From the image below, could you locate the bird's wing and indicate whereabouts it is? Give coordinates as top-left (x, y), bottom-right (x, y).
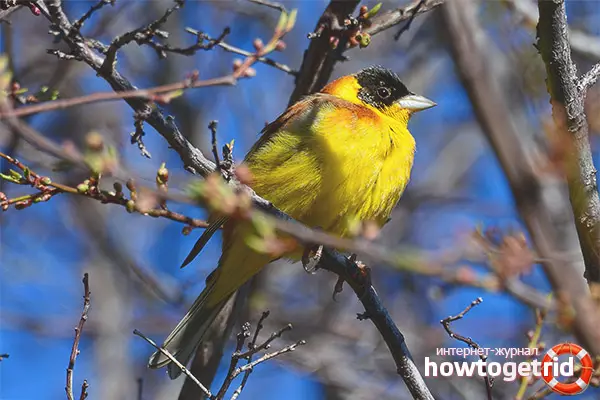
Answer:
top-left (180, 215), bottom-right (227, 269)
top-left (246, 93), bottom-right (362, 158)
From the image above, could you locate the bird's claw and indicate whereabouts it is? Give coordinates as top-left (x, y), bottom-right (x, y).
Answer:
top-left (302, 244), bottom-right (323, 274)
top-left (332, 276), bottom-right (345, 301)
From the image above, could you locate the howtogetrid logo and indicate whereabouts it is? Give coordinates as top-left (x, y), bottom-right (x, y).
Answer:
top-left (542, 343), bottom-right (593, 396)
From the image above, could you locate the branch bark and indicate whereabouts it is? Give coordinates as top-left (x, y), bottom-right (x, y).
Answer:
top-left (287, 0), bottom-right (360, 105)
top-left (441, 0), bottom-right (600, 356)
top-left (537, 0), bottom-right (600, 283)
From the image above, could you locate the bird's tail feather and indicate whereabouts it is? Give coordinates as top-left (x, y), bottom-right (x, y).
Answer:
top-left (148, 280), bottom-right (231, 379)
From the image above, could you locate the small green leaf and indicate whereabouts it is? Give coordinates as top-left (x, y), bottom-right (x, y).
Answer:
top-left (275, 11), bottom-right (288, 33)
top-left (9, 169), bottom-right (22, 180)
top-left (286, 9), bottom-right (298, 32)
top-left (0, 71), bottom-right (12, 93)
top-left (0, 55), bottom-right (8, 73)
top-left (0, 172), bottom-right (21, 184)
top-left (365, 3), bottom-right (382, 19)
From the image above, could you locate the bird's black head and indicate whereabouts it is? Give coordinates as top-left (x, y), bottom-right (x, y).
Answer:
top-left (355, 66), bottom-right (412, 109)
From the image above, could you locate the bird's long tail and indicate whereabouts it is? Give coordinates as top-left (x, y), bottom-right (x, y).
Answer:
top-left (147, 278), bottom-right (232, 379)
top-left (148, 220), bottom-right (273, 379)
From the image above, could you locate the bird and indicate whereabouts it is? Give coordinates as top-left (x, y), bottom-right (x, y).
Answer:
top-left (148, 65), bottom-right (436, 378)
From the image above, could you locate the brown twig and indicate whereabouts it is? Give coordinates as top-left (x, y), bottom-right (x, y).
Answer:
top-left (0, 151), bottom-right (210, 229)
top-left (393, 0), bottom-right (427, 40)
top-left (441, 298), bottom-right (492, 400)
top-left (215, 41), bottom-right (296, 76)
top-left (71, 0), bottom-right (113, 33)
top-left (209, 120), bottom-right (221, 171)
top-left (0, 75), bottom-right (234, 119)
top-left (215, 315), bottom-right (305, 400)
top-left (133, 329), bottom-right (213, 398)
top-left (365, 0), bottom-right (445, 37)
top-left (66, 273), bottom-right (91, 400)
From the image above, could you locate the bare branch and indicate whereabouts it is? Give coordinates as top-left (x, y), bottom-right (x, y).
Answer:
top-left (66, 273), bottom-right (91, 400)
top-left (441, 298), bottom-right (492, 400)
top-left (366, 0), bottom-right (445, 37)
top-left (505, 0), bottom-right (600, 61)
top-left (579, 62), bottom-right (600, 94)
top-left (71, 0), bottom-right (113, 33)
top-left (133, 329), bottom-right (214, 398)
top-left (537, 0), bottom-right (600, 283)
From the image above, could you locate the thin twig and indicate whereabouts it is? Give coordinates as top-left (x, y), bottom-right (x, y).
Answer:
top-left (365, 0), bottom-right (445, 37)
top-left (65, 273), bottom-right (91, 400)
top-left (209, 120), bottom-right (220, 171)
top-left (393, 0), bottom-right (426, 40)
top-left (231, 311), bottom-right (271, 399)
top-left (0, 152), bottom-right (210, 229)
top-left (248, 0), bottom-right (286, 13)
top-left (215, 323), bottom-right (251, 399)
top-left (133, 329), bottom-right (213, 398)
top-left (215, 316), bottom-right (305, 400)
top-left (0, 75), bottom-right (234, 119)
top-left (79, 380), bottom-right (89, 400)
top-left (578, 62), bottom-right (600, 94)
top-left (441, 298), bottom-right (492, 400)
top-left (216, 41), bottom-right (297, 76)
top-left (100, 0), bottom-right (185, 72)
top-left (71, 0), bottom-right (113, 33)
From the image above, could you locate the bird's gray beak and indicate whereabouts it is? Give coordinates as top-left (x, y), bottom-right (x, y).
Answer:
top-left (396, 94), bottom-right (437, 112)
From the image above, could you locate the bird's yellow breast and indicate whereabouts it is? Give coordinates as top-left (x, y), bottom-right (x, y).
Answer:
top-left (245, 94), bottom-right (415, 237)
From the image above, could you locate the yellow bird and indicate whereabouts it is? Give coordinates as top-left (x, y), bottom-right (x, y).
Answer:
top-left (148, 66), bottom-right (436, 377)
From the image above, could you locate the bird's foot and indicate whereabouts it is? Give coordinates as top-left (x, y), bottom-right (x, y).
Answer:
top-left (302, 243), bottom-right (323, 274)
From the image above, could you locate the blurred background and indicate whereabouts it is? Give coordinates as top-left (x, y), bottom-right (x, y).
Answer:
top-left (1, 0), bottom-right (600, 399)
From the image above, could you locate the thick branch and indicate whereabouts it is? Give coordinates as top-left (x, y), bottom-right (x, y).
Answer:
top-left (537, 0), bottom-right (600, 283)
top-left (287, 0), bottom-right (360, 105)
top-left (441, 0), bottom-right (600, 356)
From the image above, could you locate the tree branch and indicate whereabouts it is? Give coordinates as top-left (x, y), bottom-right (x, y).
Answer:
top-left (66, 273), bottom-right (91, 400)
top-left (365, 0), bottom-right (444, 37)
top-left (537, 0), bottom-right (600, 283)
top-left (441, 0), bottom-right (600, 357)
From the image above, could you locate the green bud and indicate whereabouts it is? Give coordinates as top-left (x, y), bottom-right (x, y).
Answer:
top-left (126, 200), bottom-right (136, 213)
top-left (77, 183), bottom-right (89, 193)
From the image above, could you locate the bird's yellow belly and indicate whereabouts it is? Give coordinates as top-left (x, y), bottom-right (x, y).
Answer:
top-left (248, 125), bottom-right (415, 237)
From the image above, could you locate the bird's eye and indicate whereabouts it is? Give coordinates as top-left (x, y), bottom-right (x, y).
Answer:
top-left (377, 87), bottom-right (391, 99)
